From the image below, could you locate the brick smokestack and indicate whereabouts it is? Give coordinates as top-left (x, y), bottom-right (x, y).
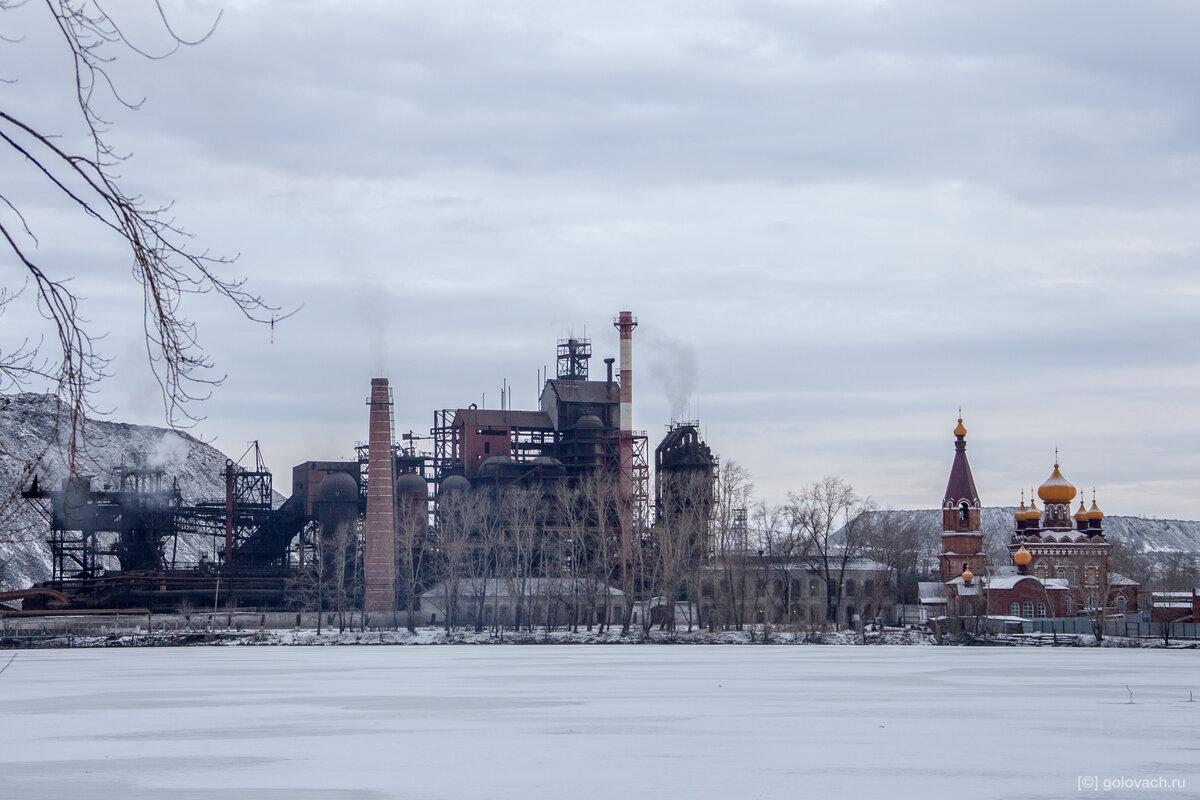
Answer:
top-left (364, 378), bottom-right (395, 615)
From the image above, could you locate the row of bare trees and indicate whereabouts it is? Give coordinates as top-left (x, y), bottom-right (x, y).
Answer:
top-left (285, 460), bottom-right (924, 633)
top-left (703, 471), bottom-right (911, 631)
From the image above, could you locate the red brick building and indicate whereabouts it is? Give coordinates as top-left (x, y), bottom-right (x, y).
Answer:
top-left (923, 418), bottom-right (1138, 621)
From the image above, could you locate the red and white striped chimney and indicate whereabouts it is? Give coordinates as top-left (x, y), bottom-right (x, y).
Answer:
top-left (615, 310), bottom-right (637, 433)
top-left (364, 377), bottom-right (396, 615)
top-left (613, 311), bottom-right (637, 575)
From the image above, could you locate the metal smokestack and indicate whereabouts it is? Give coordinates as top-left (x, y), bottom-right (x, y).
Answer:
top-left (615, 311), bottom-right (637, 433)
top-left (613, 311), bottom-right (638, 579)
top-left (364, 377), bottom-right (396, 615)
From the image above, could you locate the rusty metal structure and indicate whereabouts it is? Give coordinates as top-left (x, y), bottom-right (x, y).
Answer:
top-left (13, 310), bottom-right (691, 613)
top-left (21, 444), bottom-right (309, 610)
top-left (654, 422), bottom-right (719, 560)
top-left (428, 330), bottom-right (648, 519)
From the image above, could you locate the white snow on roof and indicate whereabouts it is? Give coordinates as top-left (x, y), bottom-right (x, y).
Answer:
top-left (982, 575), bottom-right (1069, 591)
top-left (917, 582), bottom-right (947, 604)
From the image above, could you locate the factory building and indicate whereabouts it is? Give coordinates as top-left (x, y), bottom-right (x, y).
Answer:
top-left (15, 311), bottom-right (728, 618)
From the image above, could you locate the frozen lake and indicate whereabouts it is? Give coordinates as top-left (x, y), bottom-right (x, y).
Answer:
top-left (0, 645), bottom-right (1195, 799)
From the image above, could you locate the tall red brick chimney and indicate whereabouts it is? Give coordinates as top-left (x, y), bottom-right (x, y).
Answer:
top-left (364, 378), bottom-right (395, 615)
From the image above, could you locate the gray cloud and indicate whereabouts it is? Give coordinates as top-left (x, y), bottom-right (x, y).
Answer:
top-left (3, 1), bottom-right (1199, 517)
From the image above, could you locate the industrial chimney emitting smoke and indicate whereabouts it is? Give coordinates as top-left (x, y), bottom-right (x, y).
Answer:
top-left (364, 378), bottom-right (396, 614)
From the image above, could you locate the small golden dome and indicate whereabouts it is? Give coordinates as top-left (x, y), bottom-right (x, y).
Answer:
top-left (1026, 498), bottom-right (1042, 520)
top-left (1014, 500), bottom-right (1029, 521)
top-left (954, 418), bottom-right (968, 437)
top-left (962, 567), bottom-right (974, 583)
top-left (1087, 499), bottom-right (1104, 520)
top-left (1074, 500), bottom-right (1089, 521)
top-left (1013, 544), bottom-right (1032, 566)
top-left (1038, 464), bottom-right (1077, 504)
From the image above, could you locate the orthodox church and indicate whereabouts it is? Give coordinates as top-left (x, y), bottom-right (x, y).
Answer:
top-left (920, 418), bottom-right (1139, 622)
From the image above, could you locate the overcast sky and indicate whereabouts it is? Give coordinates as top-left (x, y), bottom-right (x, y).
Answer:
top-left (4, 1), bottom-right (1199, 518)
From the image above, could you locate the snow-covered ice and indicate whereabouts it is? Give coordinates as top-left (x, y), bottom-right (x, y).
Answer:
top-left (0, 646), bottom-right (1195, 799)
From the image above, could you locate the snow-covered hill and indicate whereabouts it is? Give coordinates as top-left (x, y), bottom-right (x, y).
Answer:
top-left (0, 393), bottom-right (270, 590)
top-left (856, 507), bottom-right (1200, 574)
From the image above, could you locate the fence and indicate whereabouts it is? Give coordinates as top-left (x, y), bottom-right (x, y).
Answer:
top-left (1024, 617), bottom-right (1199, 639)
top-left (1109, 619), bottom-right (1199, 640)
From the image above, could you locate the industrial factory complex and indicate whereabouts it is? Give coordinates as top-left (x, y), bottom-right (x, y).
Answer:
top-left (9, 310), bottom-right (1192, 638)
top-left (12, 311), bottom-right (744, 628)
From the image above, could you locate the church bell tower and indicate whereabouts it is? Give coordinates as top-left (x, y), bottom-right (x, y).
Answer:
top-left (940, 416), bottom-right (986, 583)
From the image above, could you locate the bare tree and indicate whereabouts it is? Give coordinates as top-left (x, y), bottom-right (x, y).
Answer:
top-left (499, 485), bottom-right (546, 633)
top-left (286, 521), bottom-right (344, 635)
top-left (757, 498), bottom-right (808, 628)
top-left (311, 519), bottom-right (360, 633)
top-left (396, 490), bottom-right (430, 633)
top-left (550, 479), bottom-right (587, 632)
top-left (709, 461), bottom-right (753, 630)
top-left (859, 509), bottom-right (923, 621)
top-left (787, 476), bottom-right (873, 629)
top-left (435, 485), bottom-right (485, 632)
top-left (651, 473), bottom-right (691, 631)
top-left (576, 469), bottom-right (622, 631)
top-left (1, 1), bottom-right (286, 457)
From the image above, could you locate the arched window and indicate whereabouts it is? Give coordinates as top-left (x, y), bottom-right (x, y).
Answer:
top-left (1087, 593), bottom-right (1098, 609)
top-left (1036, 602), bottom-right (1047, 618)
top-left (1036, 563), bottom-right (1047, 579)
top-left (959, 501), bottom-right (970, 525)
top-left (1065, 597), bottom-right (1073, 615)
top-left (1116, 596), bottom-right (1127, 615)
top-left (1069, 569), bottom-right (1077, 585)
top-left (1057, 567), bottom-right (1065, 580)
top-left (1022, 601), bottom-right (1034, 618)
top-left (845, 580), bottom-right (856, 597)
top-left (1010, 602), bottom-right (1020, 617)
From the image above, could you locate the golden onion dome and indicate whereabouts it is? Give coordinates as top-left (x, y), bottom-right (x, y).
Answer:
top-left (1087, 499), bottom-right (1104, 520)
top-left (1013, 544), bottom-right (1032, 566)
top-left (1026, 498), bottom-right (1042, 520)
top-left (1037, 463), bottom-right (1077, 504)
top-left (954, 418), bottom-right (968, 437)
top-left (962, 567), bottom-right (974, 583)
top-left (1014, 500), bottom-right (1029, 521)
top-left (1074, 500), bottom-right (1089, 522)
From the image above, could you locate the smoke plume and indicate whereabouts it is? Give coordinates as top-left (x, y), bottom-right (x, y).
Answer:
top-left (146, 431), bottom-right (189, 472)
top-left (647, 334), bottom-right (698, 421)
